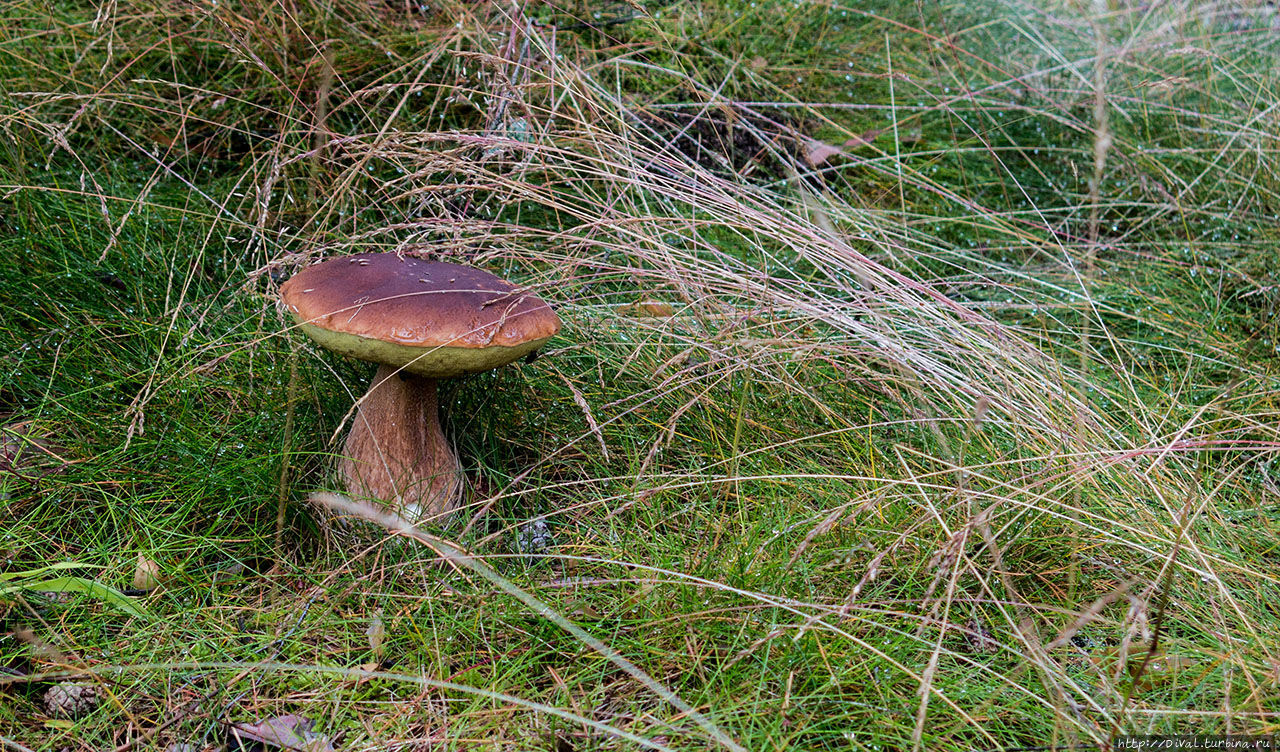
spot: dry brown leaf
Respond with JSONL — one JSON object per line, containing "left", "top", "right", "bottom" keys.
{"left": 898, "top": 128, "right": 923, "bottom": 145}
{"left": 804, "top": 140, "right": 844, "bottom": 167}
{"left": 843, "top": 129, "right": 884, "bottom": 148}
{"left": 617, "top": 300, "right": 675, "bottom": 317}
{"left": 228, "top": 714, "right": 334, "bottom": 752}
{"left": 806, "top": 129, "right": 889, "bottom": 166}
{"left": 12, "top": 628, "right": 68, "bottom": 666}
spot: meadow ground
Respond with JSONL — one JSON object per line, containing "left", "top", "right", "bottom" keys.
{"left": 2, "top": 0, "right": 1279, "bottom": 749}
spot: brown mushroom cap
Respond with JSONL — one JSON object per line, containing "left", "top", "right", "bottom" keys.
{"left": 281, "top": 253, "right": 560, "bottom": 378}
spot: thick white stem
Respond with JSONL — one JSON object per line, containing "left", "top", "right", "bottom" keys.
{"left": 339, "top": 364, "right": 463, "bottom": 522}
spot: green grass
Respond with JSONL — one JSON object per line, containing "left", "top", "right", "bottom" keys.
{"left": 2, "top": 0, "right": 1279, "bottom": 749}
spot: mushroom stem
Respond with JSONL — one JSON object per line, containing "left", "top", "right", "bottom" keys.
{"left": 339, "top": 364, "right": 463, "bottom": 521}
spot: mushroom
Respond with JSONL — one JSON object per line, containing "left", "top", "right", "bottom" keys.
{"left": 280, "top": 252, "right": 560, "bottom": 521}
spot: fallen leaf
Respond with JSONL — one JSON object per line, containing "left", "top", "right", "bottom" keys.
{"left": 228, "top": 714, "right": 334, "bottom": 752}
{"left": 842, "top": 129, "right": 884, "bottom": 148}
{"left": 804, "top": 139, "right": 844, "bottom": 167}
{"left": 565, "top": 600, "right": 602, "bottom": 620}
{"left": 617, "top": 301, "right": 675, "bottom": 317}
{"left": 622, "top": 581, "right": 656, "bottom": 611}
{"left": 11, "top": 628, "right": 67, "bottom": 666}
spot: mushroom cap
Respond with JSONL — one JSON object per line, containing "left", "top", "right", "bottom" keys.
{"left": 280, "top": 253, "right": 560, "bottom": 378}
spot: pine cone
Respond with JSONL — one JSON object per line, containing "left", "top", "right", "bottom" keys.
{"left": 43, "top": 682, "right": 100, "bottom": 718}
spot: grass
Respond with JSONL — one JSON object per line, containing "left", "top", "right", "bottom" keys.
{"left": 1, "top": 0, "right": 1279, "bottom": 749}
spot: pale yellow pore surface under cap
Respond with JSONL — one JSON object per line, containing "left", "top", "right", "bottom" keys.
{"left": 295, "top": 322, "right": 551, "bottom": 378}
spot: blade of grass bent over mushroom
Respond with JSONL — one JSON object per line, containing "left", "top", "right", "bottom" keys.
{"left": 280, "top": 252, "right": 560, "bottom": 522}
